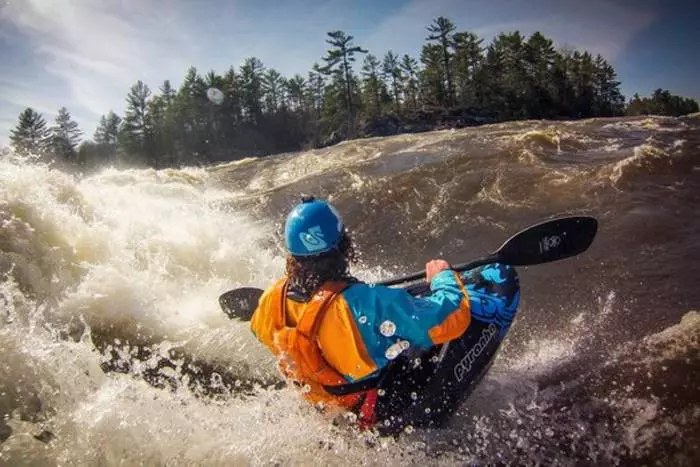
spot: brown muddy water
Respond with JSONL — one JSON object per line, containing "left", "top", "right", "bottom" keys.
{"left": 1, "top": 115, "right": 699, "bottom": 465}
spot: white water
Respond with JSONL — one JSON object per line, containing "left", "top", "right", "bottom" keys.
{"left": 1, "top": 151, "right": 697, "bottom": 465}
{"left": 0, "top": 157, "right": 433, "bottom": 465}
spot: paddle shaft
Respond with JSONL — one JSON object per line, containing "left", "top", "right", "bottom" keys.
{"left": 378, "top": 254, "right": 498, "bottom": 286}
{"left": 219, "top": 216, "right": 597, "bottom": 318}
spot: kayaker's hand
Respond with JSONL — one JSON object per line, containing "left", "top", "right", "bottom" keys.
{"left": 426, "top": 259, "right": 451, "bottom": 283}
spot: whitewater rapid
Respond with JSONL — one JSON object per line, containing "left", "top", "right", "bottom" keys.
{"left": 1, "top": 115, "right": 699, "bottom": 465}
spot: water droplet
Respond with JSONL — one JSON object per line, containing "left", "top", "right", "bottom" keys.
{"left": 413, "top": 358, "right": 422, "bottom": 367}
{"left": 358, "top": 316, "right": 368, "bottom": 324}
{"left": 379, "top": 320, "right": 396, "bottom": 337}
{"left": 385, "top": 343, "right": 403, "bottom": 360}
{"left": 206, "top": 87, "right": 225, "bottom": 105}
{"left": 404, "top": 425, "right": 414, "bottom": 434}
{"left": 424, "top": 407, "right": 431, "bottom": 414}
{"left": 301, "top": 384, "right": 311, "bottom": 394}
{"left": 399, "top": 340, "right": 410, "bottom": 350}
{"left": 384, "top": 420, "right": 391, "bottom": 427}
{"left": 431, "top": 355, "right": 440, "bottom": 363}
{"left": 410, "top": 392, "right": 418, "bottom": 400}
{"left": 377, "top": 389, "right": 386, "bottom": 396}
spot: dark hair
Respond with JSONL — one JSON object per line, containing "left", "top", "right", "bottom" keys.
{"left": 285, "top": 231, "right": 357, "bottom": 297}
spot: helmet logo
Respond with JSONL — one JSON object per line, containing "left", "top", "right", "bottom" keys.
{"left": 299, "top": 226, "right": 328, "bottom": 252}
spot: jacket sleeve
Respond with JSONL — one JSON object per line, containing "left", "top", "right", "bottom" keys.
{"left": 340, "top": 270, "right": 471, "bottom": 368}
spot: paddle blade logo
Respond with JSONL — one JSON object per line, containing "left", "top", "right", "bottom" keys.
{"left": 299, "top": 226, "right": 328, "bottom": 252}
{"left": 539, "top": 234, "right": 562, "bottom": 254}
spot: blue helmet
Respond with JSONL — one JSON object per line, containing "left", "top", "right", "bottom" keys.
{"left": 285, "top": 197, "right": 344, "bottom": 256}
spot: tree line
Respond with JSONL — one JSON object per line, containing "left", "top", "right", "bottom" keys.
{"left": 7, "top": 16, "right": 699, "bottom": 169}
{"left": 626, "top": 89, "right": 699, "bottom": 117}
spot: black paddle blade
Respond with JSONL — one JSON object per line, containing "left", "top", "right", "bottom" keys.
{"left": 218, "top": 287, "right": 264, "bottom": 321}
{"left": 496, "top": 216, "right": 598, "bottom": 266}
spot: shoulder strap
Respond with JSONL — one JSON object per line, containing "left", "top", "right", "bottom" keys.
{"left": 296, "top": 281, "right": 348, "bottom": 338}
{"left": 277, "top": 279, "right": 290, "bottom": 326}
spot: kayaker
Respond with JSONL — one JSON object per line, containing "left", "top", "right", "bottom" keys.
{"left": 249, "top": 196, "right": 472, "bottom": 429}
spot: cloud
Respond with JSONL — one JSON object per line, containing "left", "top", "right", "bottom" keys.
{"left": 0, "top": 0, "right": 197, "bottom": 143}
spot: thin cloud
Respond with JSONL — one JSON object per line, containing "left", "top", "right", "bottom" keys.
{"left": 0, "top": 0, "right": 197, "bottom": 142}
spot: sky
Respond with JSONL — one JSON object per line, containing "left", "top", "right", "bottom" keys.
{"left": 1, "top": 0, "right": 698, "bottom": 146}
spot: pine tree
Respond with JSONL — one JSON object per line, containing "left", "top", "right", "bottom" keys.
{"left": 382, "top": 51, "right": 402, "bottom": 115}
{"left": 48, "top": 107, "right": 82, "bottom": 162}
{"left": 120, "top": 80, "right": 152, "bottom": 163}
{"left": 551, "top": 48, "right": 576, "bottom": 117}
{"left": 626, "top": 89, "right": 699, "bottom": 116}
{"left": 420, "top": 44, "right": 447, "bottom": 108}
{"left": 400, "top": 55, "right": 420, "bottom": 112}
{"left": 94, "top": 111, "right": 122, "bottom": 145}
{"left": 85, "top": 110, "right": 123, "bottom": 166}
{"left": 263, "top": 69, "right": 284, "bottom": 114}
{"left": 287, "top": 74, "right": 306, "bottom": 112}
{"left": 361, "top": 54, "right": 383, "bottom": 119}
{"left": 593, "top": 55, "right": 624, "bottom": 117}
{"left": 240, "top": 57, "right": 265, "bottom": 124}
{"left": 426, "top": 17, "right": 457, "bottom": 107}
{"left": 307, "top": 63, "right": 326, "bottom": 119}
{"left": 160, "top": 80, "right": 176, "bottom": 107}
{"left": 452, "top": 31, "right": 484, "bottom": 109}
{"left": 9, "top": 108, "right": 49, "bottom": 157}
{"left": 321, "top": 30, "right": 367, "bottom": 136}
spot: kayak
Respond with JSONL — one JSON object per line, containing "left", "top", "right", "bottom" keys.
{"left": 373, "top": 262, "right": 520, "bottom": 434}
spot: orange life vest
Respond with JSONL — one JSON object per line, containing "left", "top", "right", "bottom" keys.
{"left": 268, "top": 279, "right": 364, "bottom": 409}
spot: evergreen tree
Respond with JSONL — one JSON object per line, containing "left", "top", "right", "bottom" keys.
{"left": 321, "top": 30, "right": 367, "bottom": 136}
{"left": 400, "top": 54, "right": 420, "bottom": 112}
{"left": 382, "top": 51, "right": 403, "bottom": 114}
{"left": 88, "top": 111, "right": 122, "bottom": 167}
{"left": 523, "top": 32, "right": 555, "bottom": 117}
{"left": 361, "top": 54, "right": 384, "bottom": 119}
{"left": 9, "top": 108, "right": 49, "bottom": 157}
{"left": 307, "top": 63, "right": 326, "bottom": 119}
{"left": 420, "top": 44, "right": 447, "bottom": 108}
{"left": 160, "top": 80, "right": 176, "bottom": 107}
{"left": 240, "top": 57, "right": 265, "bottom": 124}
{"left": 426, "top": 16, "right": 457, "bottom": 107}
{"left": 120, "top": 80, "right": 152, "bottom": 163}
{"left": 286, "top": 75, "right": 306, "bottom": 111}
{"left": 94, "top": 111, "right": 122, "bottom": 145}
{"left": 48, "top": 107, "right": 82, "bottom": 162}
{"left": 571, "top": 51, "right": 596, "bottom": 117}
{"left": 593, "top": 55, "right": 625, "bottom": 117}
{"left": 452, "top": 31, "right": 483, "bottom": 109}
{"left": 500, "top": 32, "right": 527, "bottom": 118}
{"left": 263, "top": 69, "right": 284, "bottom": 114}
{"left": 626, "top": 89, "right": 699, "bottom": 116}
{"left": 222, "top": 66, "right": 242, "bottom": 125}
{"left": 551, "top": 49, "right": 576, "bottom": 116}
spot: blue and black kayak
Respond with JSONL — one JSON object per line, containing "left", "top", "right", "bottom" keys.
{"left": 372, "top": 263, "right": 520, "bottom": 434}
